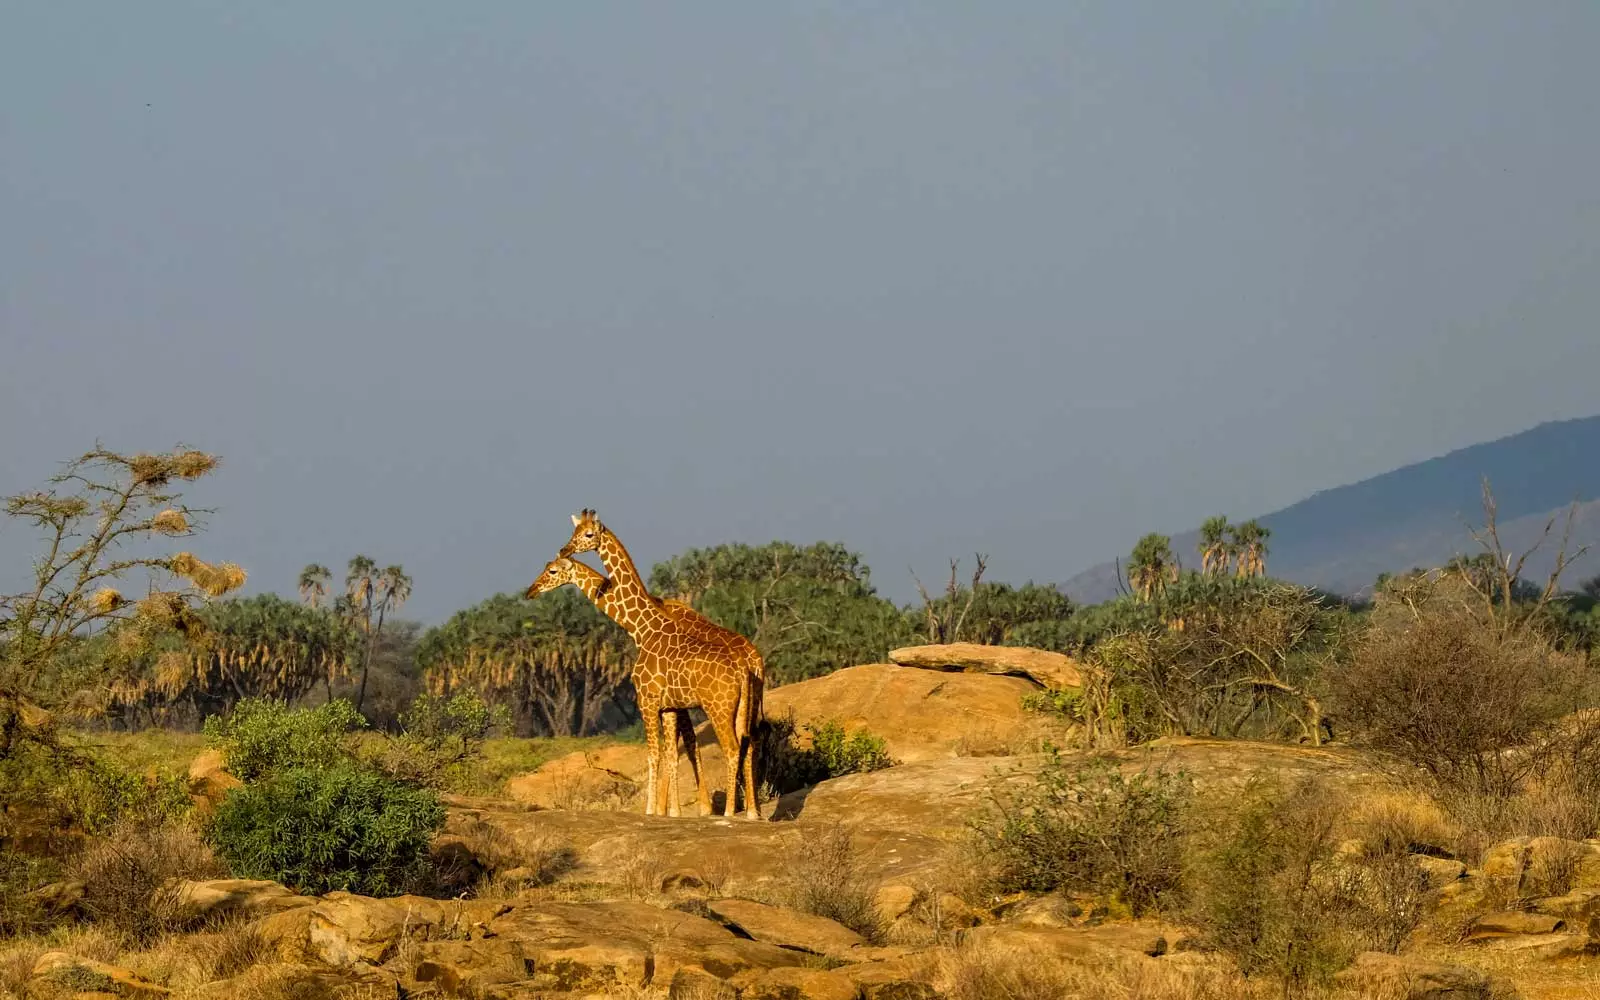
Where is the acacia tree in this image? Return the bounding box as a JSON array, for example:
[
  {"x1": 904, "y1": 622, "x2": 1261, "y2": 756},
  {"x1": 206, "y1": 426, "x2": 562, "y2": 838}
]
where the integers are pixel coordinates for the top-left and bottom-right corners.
[{"x1": 1, "y1": 445, "x2": 245, "y2": 751}]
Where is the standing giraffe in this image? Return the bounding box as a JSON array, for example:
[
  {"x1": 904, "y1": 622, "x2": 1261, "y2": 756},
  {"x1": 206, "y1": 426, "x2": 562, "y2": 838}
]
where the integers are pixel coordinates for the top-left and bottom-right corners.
[
  {"x1": 558, "y1": 509, "x2": 764, "y2": 817},
  {"x1": 526, "y1": 553, "x2": 763, "y2": 819}
]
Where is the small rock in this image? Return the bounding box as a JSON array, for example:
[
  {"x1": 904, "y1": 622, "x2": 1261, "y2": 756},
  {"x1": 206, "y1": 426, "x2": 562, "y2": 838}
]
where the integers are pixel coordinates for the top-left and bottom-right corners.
[
  {"x1": 32, "y1": 952, "x2": 170, "y2": 997},
  {"x1": 873, "y1": 885, "x2": 919, "y2": 924},
  {"x1": 1466, "y1": 911, "x2": 1565, "y2": 939},
  {"x1": 186, "y1": 749, "x2": 241, "y2": 817},
  {"x1": 1413, "y1": 856, "x2": 1466, "y2": 889},
  {"x1": 840, "y1": 956, "x2": 937, "y2": 1000}
]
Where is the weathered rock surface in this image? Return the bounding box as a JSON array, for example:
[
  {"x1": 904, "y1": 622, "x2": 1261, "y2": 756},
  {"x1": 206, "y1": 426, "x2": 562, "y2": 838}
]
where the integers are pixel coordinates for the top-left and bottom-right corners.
[
  {"x1": 889, "y1": 642, "x2": 1085, "y2": 690},
  {"x1": 961, "y1": 923, "x2": 1167, "y2": 958},
  {"x1": 32, "y1": 952, "x2": 170, "y2": 997},
  {"x1": 164, "y1": 878, "x2": 314, "y2": 927},
  {"x1": 185, "y1": 749, "x2": 240, "y2": 817},
  {"x1": 734, "y1": 965, "x2": 863, "y2": 1000},
  {"x1": 504, "y1": 745, "x2": 642, "y2": 810},
  {"x1": 1466, "y1": 911, "x2": 1566, "y2": 939},
  {"x1": 705, "y1": 898, "x2": 868, "y2": 957}
]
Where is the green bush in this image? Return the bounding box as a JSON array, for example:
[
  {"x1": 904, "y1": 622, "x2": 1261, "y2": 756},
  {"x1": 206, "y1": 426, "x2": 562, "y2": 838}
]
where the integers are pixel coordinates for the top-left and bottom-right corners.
[
  {"x1": 0, "y1": 740, "x2": 189, "y2": 844},
  {"x1": 209, "y1": 764, "x2": 445, "y2": 896},
  {"x1": 979, "y1": 748, "x2": 1192, "y2": 915},
  {"x1": 368, "y1": 691, "x2": 512, "y2": 788},
  {"x1": 202, "y1": 697, "x2": 366, "y2": 781},
  {"x1": 758, "y1": 713, "x2": 897, "y2": 798}
]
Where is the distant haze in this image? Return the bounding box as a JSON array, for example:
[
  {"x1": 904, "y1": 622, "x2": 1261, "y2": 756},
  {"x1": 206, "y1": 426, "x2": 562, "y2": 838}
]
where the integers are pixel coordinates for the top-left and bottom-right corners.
[{"x1": 4, "y1": 4, "x2": 1600, "y2": 622}]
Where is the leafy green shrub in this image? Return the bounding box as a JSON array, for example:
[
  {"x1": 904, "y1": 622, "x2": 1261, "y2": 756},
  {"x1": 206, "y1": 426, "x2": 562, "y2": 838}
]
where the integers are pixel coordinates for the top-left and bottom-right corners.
[
  {"x1": 758, "y1": 712, "x2": 897, "y2": 798},
  {"x1": 0, "y1": 740, "x2": 189, "y2": 847},
  {"x1": 202, "y1": 697, "x2": 366, "y2": 781},
  {"x1": 209, "y1": 764, "x2": 445, "y2": 896},
  {"x1": 367, "y1": 691, "x2": 512, "y2": 788},
  {"x1": 979, "y1": 748, "x2": 1192, "y2": 915}
]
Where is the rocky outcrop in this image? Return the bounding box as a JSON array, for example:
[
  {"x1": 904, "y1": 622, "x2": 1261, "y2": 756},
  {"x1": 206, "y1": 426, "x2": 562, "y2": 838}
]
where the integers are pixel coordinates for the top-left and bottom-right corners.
[
  {"x1": 705, "y1": 898, "x2": 868, "y2": 957},
  {"x1": 504, "y1": 746, "x2": 641, "y2": 810},
  {"x1": 163, "y1": 878, "x2": 314, "y2": 928},
  {"x1": 889, "y1": 642, "x2": 1085, "y2": 690}
]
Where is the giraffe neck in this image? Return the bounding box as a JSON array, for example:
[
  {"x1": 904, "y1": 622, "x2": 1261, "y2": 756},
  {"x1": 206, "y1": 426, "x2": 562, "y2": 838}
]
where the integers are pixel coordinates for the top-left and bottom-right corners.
[
  {"x1": 595, "y1": 527, "x2": 657, "y2": 608},
  {"x1": 568, "y1": 561, "x2": 664, "y2": 639}
]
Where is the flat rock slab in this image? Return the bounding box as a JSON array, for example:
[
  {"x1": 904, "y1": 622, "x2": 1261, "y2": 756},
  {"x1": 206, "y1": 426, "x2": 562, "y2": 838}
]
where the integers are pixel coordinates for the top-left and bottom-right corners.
[
  {"x1": 889, "y1": 642, "x2": 1084, "y2": 690},
  {"x1": 706, "y1": 898, "x2": 868, "y2": 957}
]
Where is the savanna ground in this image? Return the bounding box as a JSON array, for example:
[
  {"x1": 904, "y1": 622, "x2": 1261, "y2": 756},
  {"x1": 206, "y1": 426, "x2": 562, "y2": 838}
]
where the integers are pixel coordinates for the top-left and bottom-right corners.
[{"x1": 6, "y1": 446, "x2": 1600, "y2": 998}]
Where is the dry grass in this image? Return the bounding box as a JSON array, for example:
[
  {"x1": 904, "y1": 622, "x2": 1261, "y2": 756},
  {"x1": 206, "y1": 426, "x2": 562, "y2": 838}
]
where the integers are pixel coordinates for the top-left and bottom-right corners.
[
  {"x1": 937, "y1": 941, "x2": 1275, "y2": 1000},
  {"x1": 69, "y1": 815, "x2": 226, "y2": 941},
  {"x1": 618, "y1": 845, "x2": 671, "y2": 900},
  {"x1": 782, "y1": 821, "x2": 884, "y2": 944},
  {"x1": 1345, "y1": 790, "x2": 1457, "y2": 858}
]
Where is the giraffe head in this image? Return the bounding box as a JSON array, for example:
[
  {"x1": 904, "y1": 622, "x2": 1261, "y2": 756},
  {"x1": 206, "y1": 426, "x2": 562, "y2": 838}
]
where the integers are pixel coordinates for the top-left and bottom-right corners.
[
  {"x1": 558, "y1": 507, "x2": 604, "y2": 558},
  {"x1": 524, "y1": 556, "x2": 589, "y2": 600}
]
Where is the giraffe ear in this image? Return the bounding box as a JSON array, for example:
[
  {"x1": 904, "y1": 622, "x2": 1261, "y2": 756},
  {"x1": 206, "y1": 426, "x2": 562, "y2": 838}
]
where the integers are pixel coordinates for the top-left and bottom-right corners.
[{"x1": 570, "y1": 513, "x2": 581, "y2": 527}]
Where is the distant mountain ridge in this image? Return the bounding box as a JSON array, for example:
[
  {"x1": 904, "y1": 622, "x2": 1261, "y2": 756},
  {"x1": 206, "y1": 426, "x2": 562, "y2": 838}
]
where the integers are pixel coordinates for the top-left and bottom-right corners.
[{"x1": 1063, "y1": 415, "x2": 1600, "y2": 604}]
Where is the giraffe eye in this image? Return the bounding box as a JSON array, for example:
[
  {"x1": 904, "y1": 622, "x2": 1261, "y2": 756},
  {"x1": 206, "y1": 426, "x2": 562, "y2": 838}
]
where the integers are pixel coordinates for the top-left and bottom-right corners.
[{"x1": 584, "y1": 531, "x2": 594, "y2": 539}]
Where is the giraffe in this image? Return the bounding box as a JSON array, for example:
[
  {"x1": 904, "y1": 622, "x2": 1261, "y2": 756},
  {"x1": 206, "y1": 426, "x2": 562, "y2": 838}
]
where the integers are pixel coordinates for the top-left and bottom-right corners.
[
  {"x1": 559, "y1": 509, "x2": 764, "y2": 818},
  {"x1": 525, "y1": 554, "x2": 763, "y2": 820}
]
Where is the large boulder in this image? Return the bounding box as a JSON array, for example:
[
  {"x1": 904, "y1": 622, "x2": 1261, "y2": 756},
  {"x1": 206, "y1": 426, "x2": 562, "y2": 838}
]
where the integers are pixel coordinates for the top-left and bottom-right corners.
[
  {"x1": 705, "y1": 898, "x2": 869, "y2": 957},
  {"x1": 504, "y1": 745, "x2": 642, "y2": 810},
  {"x1": 163, "y1": 879, "x2": 314, "y2": 928},
  {"x1": 889, "y1": 643, "x2": 1084, "y2": 690},
  {"x1": 765, "y1": 663, "x2": 1053, "y2": 762}
]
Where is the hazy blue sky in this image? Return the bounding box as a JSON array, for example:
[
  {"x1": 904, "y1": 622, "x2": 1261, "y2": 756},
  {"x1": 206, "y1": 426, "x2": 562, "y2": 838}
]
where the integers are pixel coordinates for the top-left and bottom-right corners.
[{"x1": 4, "y1": 2, "x2": 1598, "y2": 621}]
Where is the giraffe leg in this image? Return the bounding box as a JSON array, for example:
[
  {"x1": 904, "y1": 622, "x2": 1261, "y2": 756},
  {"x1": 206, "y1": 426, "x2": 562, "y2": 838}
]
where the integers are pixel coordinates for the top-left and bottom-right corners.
[
  {"x1": 741, "y1": 691, "x2": 761, "y2": 821},
  {"x1": 709, "y1": 707, "x2": 742, "y2": 819},
  {"x1": 664, "y1": 710, "x2": 684, "y2": 818},
  {"x1": 640, "y1": 698, "x2": 662, "y2": 818}
]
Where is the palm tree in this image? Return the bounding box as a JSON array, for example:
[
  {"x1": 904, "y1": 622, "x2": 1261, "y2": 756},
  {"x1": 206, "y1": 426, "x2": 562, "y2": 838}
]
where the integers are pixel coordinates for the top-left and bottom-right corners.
[
  {"x1": 1231, "y1": 521, "x2": 1272, "y2": 578},
  {"x1": 1128, "y1": 533, "x2": 1179, "y2": 602},
  {"x1": 342, "y1": 556, "x2": 411, "y2": 714},
  {"x1": 297, "y1": 564, "x2": 331, "y2": 609},
  {"x1": 1198, "y1": 516, "x2": 1231, "y2": 576}
]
